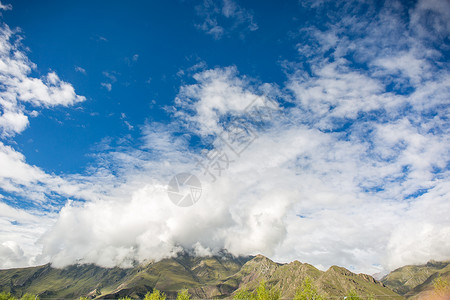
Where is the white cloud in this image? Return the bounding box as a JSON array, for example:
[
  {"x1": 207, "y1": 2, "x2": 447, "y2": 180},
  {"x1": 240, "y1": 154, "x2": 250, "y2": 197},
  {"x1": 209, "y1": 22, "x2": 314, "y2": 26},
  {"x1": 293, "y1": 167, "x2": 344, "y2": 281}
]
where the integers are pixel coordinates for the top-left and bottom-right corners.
[
  {"x1": 0, "y1": 202, "x2": 55, "y2": 268},
  {"x1": 101, "y1": 71, "x2": 119, "y2": 91},
  {"x1": 0, "y1": 23, "x2": 85, "y2": 137},
  {"x1": 175, "y1": 66, "x2": 279, "y2": 136},
  {"x1": 0, "y1": 18, "x2": 116, "y2": 269},
  {"x1": 0, "y1": 1, "x2": 12, "y2": 11},
  {"x1": 120, "y1": 113, "x2": 134, "y2": 130},
  {"x1": 103, "y1": 71, "x2": 117, "y2": 82},
  {"x1": 409, "y1": 0, "x2": 450, "y2": 43},
  {"x1": 1, "y1": 0, "x2": 449, "y2": 276},
  {"x1": 75, "y1": 66, "x2": 86, "y2": 74},
  {"x1": 101, "y1": 82, "x2": 112, "y2": 91},
  {"x1": 0, "y1": 110, "x2": 28, "y2": 136},
  {"x1": 0, "y1": 241, "x2": 27, "y2": 268},
  {"x1": 0, "y1": 19, "x2": 94, "y2": 207},
  {"x1": 385, "y1": 181, "x2": 450, "y2": 270},
  {"x1": 40, "y1": 51, "x2": 448, "y2": 274}
]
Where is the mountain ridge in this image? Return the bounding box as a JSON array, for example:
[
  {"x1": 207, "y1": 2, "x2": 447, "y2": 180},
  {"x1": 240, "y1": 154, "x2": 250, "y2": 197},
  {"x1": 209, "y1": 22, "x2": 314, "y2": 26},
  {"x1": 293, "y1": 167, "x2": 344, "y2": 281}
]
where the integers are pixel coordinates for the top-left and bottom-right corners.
[
  {"x1": 0, "y1": 254, "x2": 398, "y2": 299},
  {"x1": 1, "y1": 255, "x2": 446, "y2": 299}
]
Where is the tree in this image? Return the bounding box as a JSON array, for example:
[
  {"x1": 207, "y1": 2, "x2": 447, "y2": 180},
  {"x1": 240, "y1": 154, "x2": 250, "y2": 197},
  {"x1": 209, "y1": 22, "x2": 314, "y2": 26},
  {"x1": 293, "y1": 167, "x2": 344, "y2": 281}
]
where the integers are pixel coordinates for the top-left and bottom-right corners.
[
  {"x1": 234, "y1": 289, "x2": 255, "y2": 300},
  {"x1": 20, "y1": 294, "x2": 39, "y2": 300},
  {"x1": 344, "y1": 290, "x2": 361, "y2": 300},
  {"x1": 176, "y1": 289, "x2": 191, "y2": 300},
  {"x1": 255, "y1": 281, "x2": 280, "y2": 300},
  {"x1": 294, "y1": 277, "x2": 325, "y2": 300},
  {"x1": 118, "y1": 297, "x2": 132, "y2": 300},
  {"x1": 145, "y1": 289, "x2": 166, "y2": 300},
  {"x1": 294, "y1": 277, "x2": 324, "y2": 300},
  {"x1": 233, "y1": 281, "x2": 280, "y2": 300},
  {"x1": 0, "y1": 292, "x2": 16, "y2": 300}
]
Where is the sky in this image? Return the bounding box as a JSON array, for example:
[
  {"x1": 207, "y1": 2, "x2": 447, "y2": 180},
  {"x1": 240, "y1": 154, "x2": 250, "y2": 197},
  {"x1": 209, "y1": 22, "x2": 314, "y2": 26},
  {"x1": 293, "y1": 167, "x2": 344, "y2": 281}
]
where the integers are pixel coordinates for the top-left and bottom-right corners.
[{"x1": 0, "y1": 0, "x2": 449, "y2": 275}]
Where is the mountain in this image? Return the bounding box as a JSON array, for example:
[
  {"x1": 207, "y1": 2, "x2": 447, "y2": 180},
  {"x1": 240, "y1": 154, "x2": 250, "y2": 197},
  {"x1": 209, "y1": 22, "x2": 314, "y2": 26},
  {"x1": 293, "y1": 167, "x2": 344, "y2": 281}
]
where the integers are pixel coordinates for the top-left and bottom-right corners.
[
  {"x1": 217, "y1": 255, "x2": 398, "y2": 299},
  {"x1": 0, "y1": 254, "x2": 401, "y2": 299},
  {"x1": 382, "y1": 260, "x2": 450, "y2": 299}
]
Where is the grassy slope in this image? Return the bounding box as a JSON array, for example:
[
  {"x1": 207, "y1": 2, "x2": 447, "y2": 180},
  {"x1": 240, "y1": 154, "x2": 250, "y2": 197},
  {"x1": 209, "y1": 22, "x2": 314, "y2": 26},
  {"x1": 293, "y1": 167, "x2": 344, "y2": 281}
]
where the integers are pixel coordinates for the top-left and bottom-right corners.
[{"x1": 382, "y1": 261, "x2": 450, "y2": 299}]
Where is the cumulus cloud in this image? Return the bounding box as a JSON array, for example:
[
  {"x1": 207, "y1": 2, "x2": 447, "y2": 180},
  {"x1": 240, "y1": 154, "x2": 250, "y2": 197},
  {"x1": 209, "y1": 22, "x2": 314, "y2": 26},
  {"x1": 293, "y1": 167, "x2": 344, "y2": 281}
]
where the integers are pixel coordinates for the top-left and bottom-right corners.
[
  {"x1": 0, "y1": 241, "x2": 26, "y2": 268},
  {"x1": 0, "y1": 16, "x2": 107, "y2": 268},
  {"x1": 0, "y1": 17, "x2": 99, "y2": 209},
  {"x1": 195, "y1": 0, "x2": 258, "y2": 39},
  {"x1": 175, "y1": 66, "x2": 279, "y2": 136},
  {"x1": 0, "y1": 202, "x2": 55, "y2": 268},
  {"x1": 0, "y1": 22, "x2": 85, "y2": 137},
  {"x1": 1, "y1": 0, "x2": 449, "y2": 275}
]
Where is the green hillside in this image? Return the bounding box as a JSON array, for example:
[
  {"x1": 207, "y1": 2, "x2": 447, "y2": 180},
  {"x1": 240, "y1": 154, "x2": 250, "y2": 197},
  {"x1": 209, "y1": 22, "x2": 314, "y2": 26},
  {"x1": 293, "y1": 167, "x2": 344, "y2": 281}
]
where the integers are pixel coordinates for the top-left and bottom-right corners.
[
  {"x1": 382, "y1": 260, "x2": 450, "y2": 299},
  {"x1": 0, "y1": 254, "x2": 403, "y2": 299}
]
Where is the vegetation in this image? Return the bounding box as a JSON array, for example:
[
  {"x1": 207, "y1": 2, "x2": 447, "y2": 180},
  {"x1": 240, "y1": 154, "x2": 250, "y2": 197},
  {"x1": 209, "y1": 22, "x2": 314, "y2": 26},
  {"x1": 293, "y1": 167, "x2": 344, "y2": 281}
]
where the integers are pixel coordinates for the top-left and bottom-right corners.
[
  {"x1": 144, "y1": 290, "x2": 166, "y2": 300},
  {"x1": 176, "y1": 289, "x2": 191, "y2": 300},
  {"x1": 254, "y1": 281, "x2": 280, "y2": 300},
  {"x1": 382, "y1": 260, "x2": 450, "y2": 297},
  {"x1": 294, "y1": 277, "x2": 324, "y2": 300},
  {"x1": 433, "y1": 275, "x2": 450, "y2": 295},
  {"x1": 233, "y1": 281, "x2": 280, "y2": 300},
  {"x1": 0, "y1": 292, "x2": 16, "y2": 300},
  {"x1": 344, "y1": 289, "x2": 361, "y2": 299},
  {"x1": 19, "y1": 295, "x2": 39, "y2": 300},
  {"x1": 118, "y1": 297, "x2": 132, "y2": 300},
  {"x1": 234, "y1": 289, "x2": 255, "y2": 300},
  {"x1": 0, "y1": 293, "x2": 40, "y2": 300}
]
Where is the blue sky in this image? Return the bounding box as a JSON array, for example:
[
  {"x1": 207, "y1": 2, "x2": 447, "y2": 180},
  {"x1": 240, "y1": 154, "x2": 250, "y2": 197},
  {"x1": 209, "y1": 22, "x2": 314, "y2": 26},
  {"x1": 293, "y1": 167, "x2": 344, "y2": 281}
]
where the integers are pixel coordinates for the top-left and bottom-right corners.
[
  {"x1": 3, "y1": 0, "x2": 306, "y2": 175},
  {"x1": 0, "y1": 0, "x2": 449, "y2": 274}
]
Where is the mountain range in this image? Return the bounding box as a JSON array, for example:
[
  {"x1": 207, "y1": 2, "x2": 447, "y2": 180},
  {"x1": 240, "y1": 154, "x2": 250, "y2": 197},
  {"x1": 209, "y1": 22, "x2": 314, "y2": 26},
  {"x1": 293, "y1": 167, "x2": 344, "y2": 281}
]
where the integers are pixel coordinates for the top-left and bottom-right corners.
[{"x1": 0, "y1": 254, "x2": 448, "y2": 299}]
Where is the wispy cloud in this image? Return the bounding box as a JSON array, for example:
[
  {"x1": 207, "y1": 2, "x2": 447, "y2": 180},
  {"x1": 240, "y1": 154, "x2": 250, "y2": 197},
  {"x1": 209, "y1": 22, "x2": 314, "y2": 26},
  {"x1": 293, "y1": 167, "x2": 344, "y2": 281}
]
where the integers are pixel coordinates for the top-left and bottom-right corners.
[
  {"x1": 91, "y1": 35, "x2": 108, "y2": 42},
  {"x1": 100, "y1": 82, "x2": 112, "y2": 91},
  {"x1": 101, "y1": 71, "x2": 119, "y2": 91},
  {"x1": 75, "y1": 66, "x2": 86, "y2": 75},
  {"x1": 195, "y1": 0, "x2": 258, "y2": 39},
  {"x1": 120, "y1": 113, "x2": 134, "y2": 130},
  {"x1": 125, "y1": 54, "x2": 139, "y2": 66},
  {"x1": 0, "y1": 1, "x2": 12, "y2": 11},
  {"x1": 102, "y1": 71, "x2": 117, "y2": 82}
]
